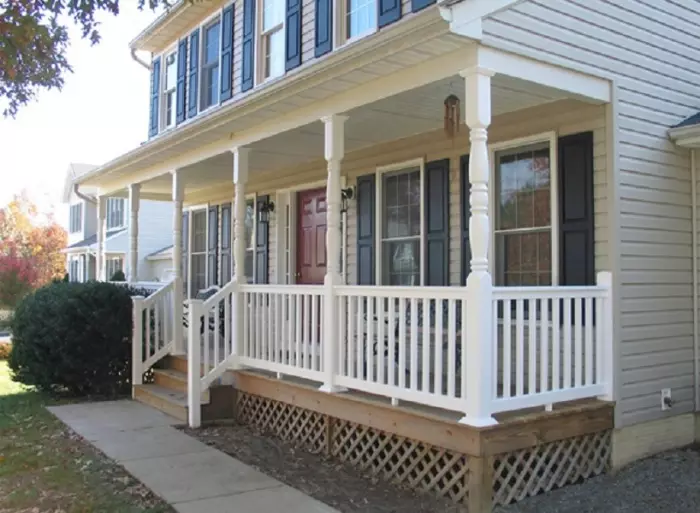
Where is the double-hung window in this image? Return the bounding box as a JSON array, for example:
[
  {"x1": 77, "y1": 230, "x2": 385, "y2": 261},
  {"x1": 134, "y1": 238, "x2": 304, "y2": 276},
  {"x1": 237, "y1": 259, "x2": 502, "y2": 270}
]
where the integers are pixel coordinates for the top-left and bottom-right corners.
[
  {"x1": 346, "y1": 0, "x2": 376, "y2": 40},
  {"x1": 380, "y1": 165, "x2": 422, "y2": 286},
  {"x1": 261, "y1": 0, "x2": 285, "y2": 80},
  {"x1": 244, "y1": 199, "x2": 255, "y2": 282},
  {"x1": 200, "y1": 19, "x2": 220, "y2": 110},
  {"x1": 162, "y1": 50, "x2": 177, "y2": 129},
  {"x1": 494, "y1": 141, "x2": 554, "y2": 287},
  {"x1": 106, "y1": 257, "x2": 124, "y2": 280},
  {"x1": 190, "y1": 210, "x2": 208, "y2": 294},
  {"x1": 69, "y1": 204, "x2": 83, "y2": 233},
  {"x1": 106, "y1": 198, "x2": 125, "y2": 230}
]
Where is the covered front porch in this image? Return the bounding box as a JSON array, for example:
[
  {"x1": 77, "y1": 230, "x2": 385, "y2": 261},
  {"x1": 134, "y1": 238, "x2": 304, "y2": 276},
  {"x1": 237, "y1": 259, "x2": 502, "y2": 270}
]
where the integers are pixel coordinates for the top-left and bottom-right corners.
[{"x1": 100, "y1": 40, "x2": 617, "y2": 434}]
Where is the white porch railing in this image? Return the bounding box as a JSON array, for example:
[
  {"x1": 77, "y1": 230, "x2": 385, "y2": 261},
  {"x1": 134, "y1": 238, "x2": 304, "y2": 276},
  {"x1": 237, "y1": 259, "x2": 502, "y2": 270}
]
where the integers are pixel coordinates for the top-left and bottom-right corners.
[
  {"x1": 185, "y1": 272, "x2": 613, "y2": 428},
  {"x1": 131, "y1": 278, "x2": 178, "y2": 389},
  {"x1": 111, "y1": 281, "x2": 165, "y2": 294}
]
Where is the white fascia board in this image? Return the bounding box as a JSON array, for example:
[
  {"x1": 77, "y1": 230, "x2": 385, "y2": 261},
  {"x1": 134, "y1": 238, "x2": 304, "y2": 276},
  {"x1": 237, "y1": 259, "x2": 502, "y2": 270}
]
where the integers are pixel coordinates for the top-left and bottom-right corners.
[{"x1": 669, "y1": 125, "x2": 700, "y2": 148}]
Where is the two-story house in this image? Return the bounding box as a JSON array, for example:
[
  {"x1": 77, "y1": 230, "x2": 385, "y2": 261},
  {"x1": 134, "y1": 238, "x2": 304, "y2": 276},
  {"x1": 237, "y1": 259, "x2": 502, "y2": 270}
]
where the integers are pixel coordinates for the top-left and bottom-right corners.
[
  {"x1": 62, "y1": 163, "x2": 174, "y2": 282},
  {"x1": 72, "y1": 1, "x2": 700, "y2": 511}
]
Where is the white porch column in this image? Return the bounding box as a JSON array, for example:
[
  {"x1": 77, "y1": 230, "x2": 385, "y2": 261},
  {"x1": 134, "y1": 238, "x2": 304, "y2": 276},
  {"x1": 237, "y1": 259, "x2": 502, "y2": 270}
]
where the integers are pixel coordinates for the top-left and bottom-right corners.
[
  {"x1": 231, "y1": 147, "x2": 250, "y2": 367},
  {"x1": 460, "y1": 66, "x2": 497, "y2": 427},
  {"x1": 128, "y1": 184, "x2": 141, "y2": 283},
  {"x1": 96, "y1": 196, "x2": 107, "y2": 281},
  {"x1": 320, "y1": 114, "x2": 348, "y2": 393},
  {"x1": 172, "y1": 170, "x2": 185, "y2": 355}
]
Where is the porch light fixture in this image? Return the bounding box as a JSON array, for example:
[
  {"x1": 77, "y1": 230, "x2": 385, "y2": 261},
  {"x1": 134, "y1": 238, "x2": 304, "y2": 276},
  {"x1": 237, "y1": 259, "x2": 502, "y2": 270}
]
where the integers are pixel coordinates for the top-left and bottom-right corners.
[
  {"x1": 444, "y1": 94, "x2": 461, "y2": 138},
  {"x1": 341, "y1": 186, "x2": 355, "y2": 214},
  {"x1": 258, "y1": 199, "x2": 275, "y2": 224}
]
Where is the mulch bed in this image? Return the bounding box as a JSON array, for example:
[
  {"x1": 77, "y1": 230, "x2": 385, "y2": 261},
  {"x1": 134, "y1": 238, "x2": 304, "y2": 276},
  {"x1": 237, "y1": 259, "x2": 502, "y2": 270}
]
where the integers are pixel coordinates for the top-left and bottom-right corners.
[{"x1": 183, "y1": 422, "x2": 466, "y2": 513}]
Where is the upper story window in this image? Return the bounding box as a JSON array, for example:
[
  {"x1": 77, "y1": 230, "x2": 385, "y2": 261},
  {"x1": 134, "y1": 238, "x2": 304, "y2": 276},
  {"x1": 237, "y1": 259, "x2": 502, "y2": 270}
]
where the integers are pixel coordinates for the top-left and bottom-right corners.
[
  {"x1": 69, "y1": 203, "x2": 83, "y2": 234},
  {"x1": 106, "y1": 198, "x2": 125, "y2": 230},
  {"x1": 162, "y1": 51, "x2": 177, "y2": 129},
  {"x1": 260, "y1": 0, "x2": 284, "y2": 80},
  {"x1": 200, "y1": 18, "x2": 220, "y2": 110},
  {"x1": 346, "y1": 0, "x2": 377, "y2": 40}
]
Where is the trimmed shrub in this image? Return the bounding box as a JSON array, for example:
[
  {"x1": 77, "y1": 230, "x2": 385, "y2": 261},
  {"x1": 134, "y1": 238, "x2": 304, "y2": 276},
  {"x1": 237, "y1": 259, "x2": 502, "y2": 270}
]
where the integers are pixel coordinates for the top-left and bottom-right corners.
[
  {"x1": 110, "y1": 270, "x2": 126, "y2": 282},
  {"x1": 9, "y1": 281, "x2": 148, "y2": 397}
]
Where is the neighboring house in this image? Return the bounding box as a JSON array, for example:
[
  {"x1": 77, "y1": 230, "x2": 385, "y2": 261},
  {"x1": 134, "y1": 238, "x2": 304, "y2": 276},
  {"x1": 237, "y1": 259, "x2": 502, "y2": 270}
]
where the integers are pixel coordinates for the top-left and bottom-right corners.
[
  {"x1": 72, "y1": 1, "x2": 700, "y2": 511},
  {"x1": 62, "y1": 164, "x2": 174, "y2": 282}
]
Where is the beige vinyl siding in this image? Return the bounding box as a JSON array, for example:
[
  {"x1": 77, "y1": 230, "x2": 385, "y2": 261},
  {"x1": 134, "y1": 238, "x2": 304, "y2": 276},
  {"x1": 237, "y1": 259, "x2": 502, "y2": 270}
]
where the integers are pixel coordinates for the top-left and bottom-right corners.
[
  {"x1": 301, "y1": 0, "x2": 315, "y2": 64},
  {"x1": 481, "y1": 0, "x2": 700, "y2": 427},
  {"x1": 231, "y1": 0, "x2": 244, "y2": 98}
]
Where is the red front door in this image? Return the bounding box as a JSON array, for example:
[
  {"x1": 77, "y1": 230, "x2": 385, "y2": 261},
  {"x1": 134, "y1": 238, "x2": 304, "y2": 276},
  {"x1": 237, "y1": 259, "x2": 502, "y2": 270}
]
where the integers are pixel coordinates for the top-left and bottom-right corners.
[{"x1": 297, "y1": 188, "x2": 327, "y2": 285}]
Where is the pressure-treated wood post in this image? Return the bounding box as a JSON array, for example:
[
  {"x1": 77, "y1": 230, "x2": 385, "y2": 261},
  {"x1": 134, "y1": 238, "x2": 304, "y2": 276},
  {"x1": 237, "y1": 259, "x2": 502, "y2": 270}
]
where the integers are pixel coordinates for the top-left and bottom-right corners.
[
  {"x1": 468, "y1": 455, "x2": 494, "y2": 513},
  {"x1": 459, "y1": 64, "x2": 497, "y2": 427},
  {"x1": 187, "y1": 299, "x2": 203, "y2": 428}
]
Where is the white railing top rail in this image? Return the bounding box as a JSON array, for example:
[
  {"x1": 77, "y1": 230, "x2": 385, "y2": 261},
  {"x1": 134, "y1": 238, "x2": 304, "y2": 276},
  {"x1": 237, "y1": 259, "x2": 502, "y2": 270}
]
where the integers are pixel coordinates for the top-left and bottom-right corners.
[
  {"x1": 492, "y1": 284, "x2": 608, "y2": 299},
  {"x1": 334, "y1": 284, "x2": 466, "y2": 299},
  {"x1": 141, "y1": 278, "x2": 176, "y2": 307},
  {"x1": 200, "y1": 280, "x2": 236, "y2": 310},
  {"x1": 239, "y1": 283, "x2": 326, "y2": 294}
]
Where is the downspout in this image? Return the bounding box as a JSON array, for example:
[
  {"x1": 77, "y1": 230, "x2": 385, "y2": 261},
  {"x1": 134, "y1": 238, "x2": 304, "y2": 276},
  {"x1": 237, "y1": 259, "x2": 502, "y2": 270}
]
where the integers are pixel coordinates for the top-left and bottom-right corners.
[
  {"x1": 73, "y1": 184, "x2": 96, "y2": 205},
  {"x1": 692, "y1": 149, "x2": 699, "y2": 411},
  {"x1": 131, "y1": 48, "x2": 152, "y2": 71}
]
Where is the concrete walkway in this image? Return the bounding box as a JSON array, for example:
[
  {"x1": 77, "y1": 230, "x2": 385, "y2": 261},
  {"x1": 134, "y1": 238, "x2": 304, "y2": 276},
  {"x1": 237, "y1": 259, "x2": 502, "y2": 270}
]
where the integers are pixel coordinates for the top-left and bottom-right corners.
[{"x1": 49, "y1": 400, "x2": 338, "y2": 513}]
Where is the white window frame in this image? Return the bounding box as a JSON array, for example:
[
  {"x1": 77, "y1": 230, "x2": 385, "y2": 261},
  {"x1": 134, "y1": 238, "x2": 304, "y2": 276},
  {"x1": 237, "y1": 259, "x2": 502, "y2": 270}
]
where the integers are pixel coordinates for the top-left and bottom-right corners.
[
  {"x1": 187, "y1": 204, "x2": 210, "y2": 297},
  {"x1": 69, "y1": 203, "x2": 83, "y2": 234},
  {"x1": 275, "y1": 179, "x2": 348, "y2": 285},
  {"x1": 335, "y1": 0, "x2": 378, "y2": 47},
  {"x1": 257, "y1": 0, "x2": 285, "y2": 83},
  {"x1": 198, "y1": 11, "x2": 223, "y2": 113},
  {"x1": 375, "y1": 158, "x2": 425, "y2": 286},
  {"x1": 105, "y1": 256, "x2": 124, "y2": 280},
  {"x1": 106, "y1": 197, "x2": 126, "y2": 230},
  {"x1": 243, "y1": 194, "x2": 257, "y2": 283},
  {"x1": 489, "y1": 131, "x2": 559, "y2": 286},
  {"x1": 160, "y1": 46, "x2": 178, "y2": 131}
]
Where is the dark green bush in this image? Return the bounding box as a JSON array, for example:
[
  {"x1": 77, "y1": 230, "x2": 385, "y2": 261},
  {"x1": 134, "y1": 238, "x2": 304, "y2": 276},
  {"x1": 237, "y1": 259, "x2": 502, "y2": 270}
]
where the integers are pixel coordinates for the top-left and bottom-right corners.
[
  {"x1": 110, "y1": 270, "x2": 126, "y2": 282},
  {"x1": 9, "y1": 281, "x2": 148, "y2": 397}
]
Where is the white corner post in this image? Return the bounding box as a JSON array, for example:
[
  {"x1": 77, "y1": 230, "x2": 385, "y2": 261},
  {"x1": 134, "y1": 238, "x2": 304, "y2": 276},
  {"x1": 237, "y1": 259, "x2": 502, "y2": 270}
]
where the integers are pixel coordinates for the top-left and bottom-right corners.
[
  {"x1": 320, "y1": 114, "x2": 348, "y2": 393},
  {"x1": 96, "y1": 196, "x2": 107, "y2": 281},
  {"x1": 460, "y1": 65, "x2": 497, "y2": 427},
  {"x1": 128, "y1": 184, "x2": 141, "y2": 283},
  {"x1": 231, "y1": 147, "x2": 250, "y2": 369},
  {"x1": 172, "y1": 170, "x2": 186, "y2": 355},
  {"x1": 597, "y1": 271, "x2": 614, "y2": 402},
  {"x1": 187, "y1": 298, "x2": 203, "y2": 428},
  {"x1": 132, "y1": 296, "x2": 145, "y2": 394}
]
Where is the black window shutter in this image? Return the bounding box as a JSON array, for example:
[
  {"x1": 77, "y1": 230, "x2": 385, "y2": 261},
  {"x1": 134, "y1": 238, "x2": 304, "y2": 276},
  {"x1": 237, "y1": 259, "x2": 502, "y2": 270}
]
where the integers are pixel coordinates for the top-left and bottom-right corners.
[
  {"x1": 424, "y1": 159, "x2": 450, "y2": 286},
  {"x1": 187, "y1": 29, "x2": 200, "y2": 118},
  {"x1": 182, "y1": 212, "x2": 189, "y2": 296},
  {"x1": 208, "y1": 206, "x2": 219, "y2": 286},
  {"x1": 255, "y1": 195, "x2": 270, "y2": 284},
  {"x1": 220, "y1": 203, "x2": 232, "y2": 284},
  {"x1": 460, "y1": 155, "x2": 471, "y2": 285},
  {"x1": 314, "y1": 0, "x2": 332, "y2": 58},
  {"x1": 411, "y1": 0, "x2": 435, "y2": 13},
  {"x1": 285, "y1": 0, "x2": 302, "y2": 70},
  {"x1": 176, "y1": 39, "x2": 188, "y2": 124},
  {"x1": 241, "y1": 0, "x2": 256, "y2": 92},
  {"x1": 378, "y1": 0, "x2": 401, "y2": 28},
  {"x1": 148, "y1": 56, "x2": 161, "y2": 138},
  {"x1": 558, "y1": 132, "x2": 595, "y2": 286},
  {"x1": 220, "y1": 4, "x2": 235, "y2": 102},
  {"x1": 356, "y1": 175, "x2": 376, "y2": 285}
]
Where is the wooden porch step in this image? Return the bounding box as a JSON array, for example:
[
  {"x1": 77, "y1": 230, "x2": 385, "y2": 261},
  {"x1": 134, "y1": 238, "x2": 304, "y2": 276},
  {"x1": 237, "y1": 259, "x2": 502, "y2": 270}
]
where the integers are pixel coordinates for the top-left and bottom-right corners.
[
  {"x1": 163, "y1": 354, "x2": 188, "y2": 374},
  {"x1": 152, "y1": 368, "x2": 210, "y2": 403},
  {"x1": 133, "y1": 384, "x2": 189, "y2": 422}
]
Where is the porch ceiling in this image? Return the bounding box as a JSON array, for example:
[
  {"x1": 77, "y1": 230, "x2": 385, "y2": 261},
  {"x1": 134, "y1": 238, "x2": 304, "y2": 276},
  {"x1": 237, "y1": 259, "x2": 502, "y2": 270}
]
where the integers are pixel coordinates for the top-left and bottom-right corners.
[{"x1": 136, "y1": 73, "x2": 575, "y2": 198}]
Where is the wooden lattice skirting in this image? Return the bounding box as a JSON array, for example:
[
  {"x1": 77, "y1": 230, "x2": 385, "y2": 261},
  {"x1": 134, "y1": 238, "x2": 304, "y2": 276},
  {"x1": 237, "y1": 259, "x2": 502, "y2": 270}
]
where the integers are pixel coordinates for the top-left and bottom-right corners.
[{"x1": 236, "y1": 392, "x2": 611, "y2": 512}]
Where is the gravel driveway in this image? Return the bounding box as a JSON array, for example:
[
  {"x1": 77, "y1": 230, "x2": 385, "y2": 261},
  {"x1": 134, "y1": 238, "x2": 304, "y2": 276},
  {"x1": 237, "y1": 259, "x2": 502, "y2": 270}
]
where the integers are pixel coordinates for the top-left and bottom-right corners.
[{"x1": 498, "y1": 447, "x2": 700, "y2": 513}]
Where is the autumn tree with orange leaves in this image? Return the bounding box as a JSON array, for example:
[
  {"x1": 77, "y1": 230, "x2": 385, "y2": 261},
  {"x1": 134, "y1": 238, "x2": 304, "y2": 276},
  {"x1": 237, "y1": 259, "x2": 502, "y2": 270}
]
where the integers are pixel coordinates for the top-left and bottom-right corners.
[{"x1": 0, "y1": 194, "x2": 67, "y2": 308}]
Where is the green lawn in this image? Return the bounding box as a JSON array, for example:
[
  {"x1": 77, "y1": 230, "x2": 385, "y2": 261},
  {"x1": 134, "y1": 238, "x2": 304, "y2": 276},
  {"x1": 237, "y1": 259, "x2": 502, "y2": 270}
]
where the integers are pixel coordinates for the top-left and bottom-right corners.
[{"x1": 0, "y1": 360, "x2": 173, "y2": 512}]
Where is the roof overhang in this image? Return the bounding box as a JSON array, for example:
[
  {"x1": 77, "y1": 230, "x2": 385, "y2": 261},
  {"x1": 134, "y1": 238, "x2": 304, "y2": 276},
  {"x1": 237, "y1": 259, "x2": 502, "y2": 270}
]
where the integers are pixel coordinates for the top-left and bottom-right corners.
[{"x1": 669, "y1": 124, "x2": 700, "y2": 148}]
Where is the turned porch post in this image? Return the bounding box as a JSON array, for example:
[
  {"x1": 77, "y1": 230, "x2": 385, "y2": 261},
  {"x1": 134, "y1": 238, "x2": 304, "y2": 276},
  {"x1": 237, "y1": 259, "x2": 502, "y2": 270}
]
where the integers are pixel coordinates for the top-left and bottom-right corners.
[
  {"x1": 128, "y1": 184, "x2": 141, "y2": 283},
  {"x1": 320, "y1": 114, "x2": 348, "y2": 393},
  {"x1": 172, "y1": 170, "x2": 185, "y2": 354},
  {"x1": 231, "y1": 147, "x2": 250, "y2": 368},
  {"x1": 460, "y1": 65, "x2": 497, "y2": 427},
  {"x1": 96, "y1": 196, "x2": 107, "y2": 281}
]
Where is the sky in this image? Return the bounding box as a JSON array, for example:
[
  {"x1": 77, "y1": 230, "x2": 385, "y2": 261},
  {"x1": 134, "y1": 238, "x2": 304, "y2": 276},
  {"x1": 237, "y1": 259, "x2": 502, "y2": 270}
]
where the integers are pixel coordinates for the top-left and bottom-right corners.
[{"x1": 0, "y1": 3, "x2": 163, "y2": 226}]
